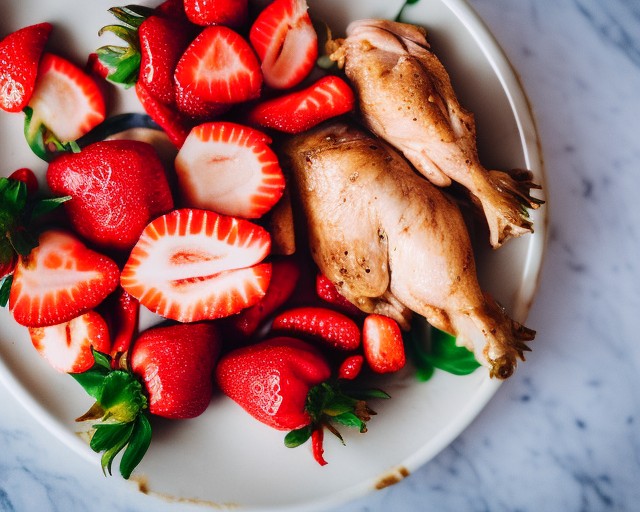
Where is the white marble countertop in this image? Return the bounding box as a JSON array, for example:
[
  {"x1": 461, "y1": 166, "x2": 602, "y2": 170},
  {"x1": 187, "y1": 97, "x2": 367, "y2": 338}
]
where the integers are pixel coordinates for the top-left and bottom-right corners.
[{"x1": 2, "y1": 0, "x2": 640, "y2": 511}]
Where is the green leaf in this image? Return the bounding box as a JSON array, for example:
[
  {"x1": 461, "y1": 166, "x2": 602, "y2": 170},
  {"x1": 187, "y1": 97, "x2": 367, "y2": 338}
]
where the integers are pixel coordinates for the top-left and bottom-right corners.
[
  {"x1": 99, "y1": 371, "x2": 147, "y2": 423},
  {"x1": 90, "y1": 422, "x2": 133, "y2": 452},
  {"x1": 284, "y1": 426, "x2": 312, "y2": 448},
  {"x1": 70, "y1": 352, "x2": 113, "y2": 400},
  {"x1": 119, "y1": 414, "x2": 152, "y2": 479},
  {"x1": 100, "y1": 422, "x2": 134, "y2": 476},
  {"x1": 23, "y1": 107, "x2": 49, "y2": 161},
  {"x1": 332, "y1": 412, "x2": 365, "y2": 431},
  {"x1": 0, "y1": 276, "x2": 12, "y2": 307},
  {"x1": 8, "y1": 227, "x2": 39, "y2": 256},
  {"x1": 31, "y1": 196, "x2": 71, "y2": 219}
]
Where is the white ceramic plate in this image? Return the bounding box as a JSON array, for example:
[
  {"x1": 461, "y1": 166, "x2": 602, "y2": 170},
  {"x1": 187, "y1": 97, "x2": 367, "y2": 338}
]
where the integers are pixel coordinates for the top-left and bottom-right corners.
[{"x1": 0, "y1": 0, "x2": 547, "y2": 510}]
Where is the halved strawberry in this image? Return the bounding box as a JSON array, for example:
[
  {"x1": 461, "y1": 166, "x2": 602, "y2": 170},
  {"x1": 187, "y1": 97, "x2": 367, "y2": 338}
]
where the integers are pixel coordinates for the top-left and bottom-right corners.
[
  {"x1": 249, "y1": 0, "x2": 317, "y2": 89},
  {"x1": 26, "y1": 53, "x2": 106, "y2": 154},
  {"x1": 28, "y1": 310, "x2": 111, "y2": 373},
  {"x1": 9, "y1": 230, "x2": 120, "y2": 327},
  {"x1": 362, "y1": 314, "x2": 406, "y2": 374},
  {"x1": 120, "y1": 208, "x2": 272, "y2": 322},
  {"x1": 0, "y1": 22, "x2": 52, "y2": 112},
  {"x1": 135, "y1": 81, "x2": 193, "y2": 147},
  {"x1": 174, "y1": 25, "x2": 262, "y2": 106},
  {"x1": 272, "y1": 306, "x2": 361, "y2": 351},
  {"x1": 175, "y1": 122, "x2": 285, "y2": 218},
  {"x1": 184, "y1": 0, "x2": 248, "y2": 27},
  {"x1": 245, "y1": 75, "x2": 354, "y2": 134}
]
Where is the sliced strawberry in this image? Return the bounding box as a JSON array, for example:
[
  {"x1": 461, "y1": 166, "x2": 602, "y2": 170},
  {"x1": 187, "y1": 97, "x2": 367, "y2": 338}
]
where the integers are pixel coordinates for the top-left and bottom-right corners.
[
  {"x1": 249, "y1": 0, "x2": 317, "y2": 89},
  {"x1": 138, "y1": 15, "x2": 195, "y2": 106},
  {"x1": 184, "y1": 0, "x2": 248, "y2": 27},
  {"x1": 175, "y1": 122, "x2": 285, "y2": 218},
  {"x1": 362, "y1": 314, "x2": 406, "y2": 374},
  {"x1": 174, "y1": 84, "x2": 231, "y2": 121},
  {"x1": 9, "y1": 230, "x2": 120, "y2": 327},
  {"x1": 0, "y1": 22, "x2": 52, "y2": 112},
  {"x1": 174, "y1": 25, "x2": 262, "y2": 106},
  {"x1": 135, "y1": 81, "x2": 193, "y2": 147},
  {"x1": 26, "y1": 53, "x2": 106, "y2": 143},
  {"x1": 28, "y1": 310, "x2": 111, "y2": 373},
  {"x1": 105, "y1": 288, "x2": 140, "y2": 366},
  {"x1": 121, "y1": 208, "x2": 272, "y2": 322},
  {"x1": 246, "y1": 75, "x2": 354, "y2": 134},
  {"x1": 272, "y1": 306, "x2": 361, "y2": 351},
  {"x1": 228, "y1": 256, "x2": 301, "y2": 337}
]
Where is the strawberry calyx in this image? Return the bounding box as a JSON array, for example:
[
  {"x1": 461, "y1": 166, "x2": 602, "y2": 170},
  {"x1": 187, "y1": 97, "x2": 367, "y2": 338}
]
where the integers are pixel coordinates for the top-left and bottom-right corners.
[
  {"x1": 72, "y1": 349, "x2": 151, "y2": 479},
  {"x1": 0, "y1": 175, "x2": 70, "y2": 305},
  {"x1": 284, "y1": 380, "x2": 389, "y2": 465},
  {"x1": 96, "y1": 5, "x2": 154, "y2": 87},
  {"x1": 23, "y1": 106, "x2": 81, "y2": 161}
]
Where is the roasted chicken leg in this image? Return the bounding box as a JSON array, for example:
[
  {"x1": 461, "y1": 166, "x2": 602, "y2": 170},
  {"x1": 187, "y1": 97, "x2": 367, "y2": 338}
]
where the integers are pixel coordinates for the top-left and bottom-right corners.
[
  {"x1": 330, "y1": 19, "x2": 542, "y2": 248},
  {"x1": 284, "y1": 122, "x2": 534, "y2": 378}
]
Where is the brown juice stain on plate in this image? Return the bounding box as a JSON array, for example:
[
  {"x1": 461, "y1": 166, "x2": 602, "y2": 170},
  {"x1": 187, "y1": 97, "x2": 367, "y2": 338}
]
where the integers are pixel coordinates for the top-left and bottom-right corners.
[{"x1": 374, "y1": 466, "x2": 411, "y2": 489}]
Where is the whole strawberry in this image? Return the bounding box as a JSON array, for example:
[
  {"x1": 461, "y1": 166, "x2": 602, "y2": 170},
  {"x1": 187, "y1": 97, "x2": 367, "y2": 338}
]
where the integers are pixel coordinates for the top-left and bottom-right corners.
[
  {"x1": 216, "y1": 336, "x2": 388, "y2": 465},
  {"x1": 72, "y1": 322, "x2": 222, "y2": 479},
  {"x1": 47, "y1": 139, "x2": 174, "y2": 251}
]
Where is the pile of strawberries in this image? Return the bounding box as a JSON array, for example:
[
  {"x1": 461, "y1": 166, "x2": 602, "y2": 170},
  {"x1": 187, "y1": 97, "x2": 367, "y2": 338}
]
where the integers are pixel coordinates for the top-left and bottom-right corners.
[{"x1": 0, "y1": 0, "x2": 408, "y2": 478}]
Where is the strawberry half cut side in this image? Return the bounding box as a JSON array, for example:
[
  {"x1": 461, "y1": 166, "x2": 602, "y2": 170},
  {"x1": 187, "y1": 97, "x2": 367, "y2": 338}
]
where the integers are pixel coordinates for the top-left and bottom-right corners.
[
  {"x1": 175, "y1": 122, "x2": 285, "y2": 218},
  {"x1": 249, "y1": 0, "x2": 317, "y2": 89},
  {"x1": 9, "y1": 230, "x2": 120, "y2": 327},
  {"x1": 121, "y1": 208, "x2": 272, "y2": 322},
  {"x1": 0, "y1": 22, "x2": 52, "y2": 112}
]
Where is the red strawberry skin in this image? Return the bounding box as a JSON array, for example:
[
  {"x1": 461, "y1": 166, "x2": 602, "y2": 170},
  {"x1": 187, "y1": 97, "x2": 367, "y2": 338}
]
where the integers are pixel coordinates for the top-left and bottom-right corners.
[
  {"x1": 362, "y1": 314, "x2": 406, "y2": 374},
  {"x1": 0, "y1": 22, "x2": 52, "y2": 112},
  {"x1": 216, "y1": 337, "x2": 331, "y2": 430},
  {"x1": 184, "y1": 0, "x2": 248, "y2": 27},
  {"x1": 272, "y1": 306, "x2": 361, "y2": 351},
  {"x1": 46, "y1": 139, "x2": 174, "y2": 251},
  {"x1": 130, "y1": 322, "x2": 222, "y2": 419},
  {"x1": 246, "y1": 75, "x2": 355, "y2": 134},
  {"x1": 29, "y1": 310, "x2": 111, "y2": 373},
  {"x1": 9, "y1": 230, "x2": 120, "y2": 327},
  {"x1": 174, "y1": 25, "x2": 262, "y2": 106}
]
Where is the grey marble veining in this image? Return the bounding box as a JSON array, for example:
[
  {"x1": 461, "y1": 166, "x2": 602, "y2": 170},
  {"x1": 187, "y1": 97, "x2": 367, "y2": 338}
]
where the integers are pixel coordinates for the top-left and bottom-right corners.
[{"x1": 2, "y1": 0, "x2": 640, "y2": 511}]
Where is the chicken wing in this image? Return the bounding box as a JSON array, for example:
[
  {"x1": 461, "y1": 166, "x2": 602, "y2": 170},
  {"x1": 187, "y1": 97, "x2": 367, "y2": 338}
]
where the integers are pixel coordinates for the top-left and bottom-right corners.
[
  {"x1": 284, "y1": 122, "x2": 534, "y2": 378},
  {"x1": 330, "y1": 19, "x2": 542, "y2": 248}
]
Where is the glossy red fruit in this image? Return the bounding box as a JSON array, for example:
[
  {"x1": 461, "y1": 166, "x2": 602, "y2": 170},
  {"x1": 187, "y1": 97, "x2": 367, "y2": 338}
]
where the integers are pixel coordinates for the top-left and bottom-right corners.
[
  {"x1": 362, "y1": 314, "x2": 406, "y2": 374},
  {"x1": 9, "y1": 230, "x2": 120, "y2": 327},
  {"x1": 8, "y1": 168, "x2": 38, "y2": 195},
  {"x1": 338, "y1": 354, "x2": 364, "y2": 380},
  {"x1": 249, "y1": 0, "x2": 317, "y2": 89},
  {"x1": 27, "y1": 53, "x2": 106, "y2": 142},
  {"x1": 228, "y1": 256, "x2": 301, "y2": 337},
  {"x1": 0, "y1": 22, "x2": 52, "y2": 112},
  {"x1": 175, "y1": 122, "x2": 285, "y2": 218},
  {"x1": 130, "y1": 322, "x2": 222, "y2": 419},
  {"x1": 106, "y1": 288, "x2": 140, "y2": 366},
  {"x1": 271, "y1": 306, "x2": 361, "y2": 351},
  {"x1": 315, "y1": 273, "x2": 363, "y2": 317},
  {"x1": 174, "y1": 25, "x2": 262, "y2": 106},
  {"x1": 246, "y1": 75, "x2": 355, "y2": 134},
  {"x1": 184, "y1": 0, "x2": 248, "y2": 27},
  {"x1": 29, "y1": 310, "x2": 111, "y2": 373},
  {"x1": 121, "y1": 208, "x2": 272, "y2": 323},
  {"x1": 46, "y1": 139, "x2": 174, "y2": 251},
  {"x1": 216, "y1": 337, "x2": 331, "y2": 430}
]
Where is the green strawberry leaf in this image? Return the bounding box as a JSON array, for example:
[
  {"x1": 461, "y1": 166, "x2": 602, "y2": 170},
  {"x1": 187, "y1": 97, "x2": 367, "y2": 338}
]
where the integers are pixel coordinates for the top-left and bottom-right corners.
[
  {"x1": 0, "y1": 276, "x2": 12, "y2": 307},
  {"x1": 100, "y1": 422, "x2": 134, "y2": 476},
  {"x1": 90, "y1": 421, "x2": 133, "y2": 453},
  {"x1": 99, "y1": 370, "x2": 147, "y2": 423},
  {"x1": 30, "y1": 195, "x2": 72, "y2": 219},
  {"x1": 332, "y1": 412, "x2": 365, "y2": 432},
  {"x1": 119, "y1": 414, "x2": 152, "y2": 479},
  {"x1": 284, "y1": 426, "x2": 312, "y2": 448}
]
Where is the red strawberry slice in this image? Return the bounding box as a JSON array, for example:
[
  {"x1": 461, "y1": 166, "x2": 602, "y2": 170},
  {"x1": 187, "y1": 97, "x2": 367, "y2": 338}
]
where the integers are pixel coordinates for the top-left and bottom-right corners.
[
  {"x1": 27, "y1": 53, "x2": 106, "y2": 142},
  {"x1": 9, "y1": 230, "x2": 120, "y2": 327},
  {"x1": 0, "y1": 22, "x2": 52, "y2": 112},
  {"x1": 272, "y1": 306, "x2": 361, "y2": 351},
  {"x1": 246, "y1": 75, "x2": 355, "y2": 134},
  {"x1": 130, "y1": 322, "x2": 222, "y2": 419},
  {"x1": 135, "y1": 81, "x2": 193, "y2": 147},
  {"x1": 184, "y1": 0, "x2": 248, "y2": 27},
  {"x1": 138, "y1": 15, "x2": 195, "y2": 107},
  {"x1": 28, "y1": 310, "x2": 111, "y2": 373},
  {"x1": 47, "y1": 139, "x2": 174, "y2": 251},
  {"x1": 249, "y1": 0, "x2": 317, "y2": 89},
  {"x1": 362, "y1": 314, "x2": 406, "y2": 374},
  {"x1": 175, "y1": 122, "x2": 285, "y2": 218},
  {"x1": 121, "y1": 208, "x2": 272, "y2": 322},
  {"x1": 174, "y1": 25, "x2": 262, "y2": 106}
]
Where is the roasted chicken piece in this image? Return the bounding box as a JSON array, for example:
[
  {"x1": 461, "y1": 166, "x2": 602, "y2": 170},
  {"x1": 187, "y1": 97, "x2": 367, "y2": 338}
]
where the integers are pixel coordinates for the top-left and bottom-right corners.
[
  {"x1": 330, "y1": 19, "x2": 542, "y2": 248},
  {"x1": 284, "y1": 122, "x2": 534, "y2": 378}
]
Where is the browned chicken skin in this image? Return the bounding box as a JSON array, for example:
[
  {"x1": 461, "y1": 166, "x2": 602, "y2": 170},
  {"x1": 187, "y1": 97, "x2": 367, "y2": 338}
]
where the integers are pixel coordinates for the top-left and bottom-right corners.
[
  {"x1": 330, "y1": 19, "x2": 542, "y2": 248},
  {"x1": 284, "y1": 122, "x2": 534, "y2": 378}
]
